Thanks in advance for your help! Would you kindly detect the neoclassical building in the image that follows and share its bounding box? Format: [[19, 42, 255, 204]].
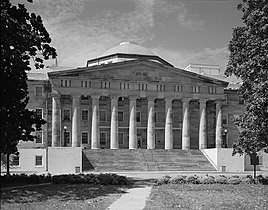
[[25, 42, 245, 151]]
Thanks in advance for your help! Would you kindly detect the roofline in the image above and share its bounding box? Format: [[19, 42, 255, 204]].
[[86, 53, 174, 67]]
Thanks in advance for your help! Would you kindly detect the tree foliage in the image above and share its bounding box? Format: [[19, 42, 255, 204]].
[[225, 0, 268, 155], [0, 0, 57, 156]]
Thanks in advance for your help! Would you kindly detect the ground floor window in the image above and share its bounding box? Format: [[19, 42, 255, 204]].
[[35, 131, 43, 144], [12, 156, 20, 166], [35, 156, 43, 166], [119, 132, 124, 145], [81, 132, 89, 144], [100, 132, 107, 145]]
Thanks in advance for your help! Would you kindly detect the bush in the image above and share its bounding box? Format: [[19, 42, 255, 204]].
[[241, 177, 254, 184], [169, 175, 186, 184], [215, 176, 227, 184], [154, 175, 171, 186], [227, 177, 241, 185], [185, 175, 200, 184], [257, 175, 268, 185], [199, 176, 215, 184]]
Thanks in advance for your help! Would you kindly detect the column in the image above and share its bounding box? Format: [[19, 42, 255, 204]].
[[199, 99, 208, 149], [110, 95, 119, 149], [147, 97, 155, 149], [71, 95, 80, 147], [129, 96, 137, 149], [165, 98, 173, 149], [91, 95, 100, 149], [215, 100, 223, 148], [51, 94, 61, 147], [182, 98, 191, 150]]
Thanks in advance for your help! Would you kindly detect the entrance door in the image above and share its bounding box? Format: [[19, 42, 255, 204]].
[[137, 135, 142, 148]]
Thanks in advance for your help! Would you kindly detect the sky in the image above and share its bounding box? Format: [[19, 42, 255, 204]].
[[14, 0, 244, 73]]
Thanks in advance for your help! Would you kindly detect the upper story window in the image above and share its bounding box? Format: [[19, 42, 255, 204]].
[[12, 155, 20, 166], [61, 80, 71, 87], [100, 110, 107, 122], [136, 111, 141, 122], [118, 111, 124, 122], [120, 83, 130, 90], [101, 81, 110, 89], [36, 108, 43, 119], [239, 95, 245, 105], [208, 86, 217, 94], [81, 110, 89, 121], [192, 86, 200, 93], [138, 83, 147, 91], [63, 109, 71, 122], [156, 84, 165, 92], [223, 94, 228, 105], [174, 85, 184, 92], [61, 95, 72, 104], [35, 131, 43, 144], [35, 86, 43, 97], [81, 81, 91, 88]]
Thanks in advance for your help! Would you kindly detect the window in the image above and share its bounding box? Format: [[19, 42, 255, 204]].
[[36, 108, 43, 119], [100, 110, 107, 122], [239, 95, 245, 105], [174, 85, 183, 92], [81, 110, 89, 121], [118, 111, 124, 122], [222, 133, 228, 148], [36, 131, 43, 144], [101, 81, 110, 89], [120, 83, 129, 90], [157, 84, 165, 91], [35, 86, 43, 97], [208, 87, 217, 94], [192, 86, 200, 93], [69, 80, 71, 87], [154, 113, 157, 122], [62, 80, 71, 87], [222, 114, 228, 125], [138, 83, 147, 91], [35, 156, 43, 166], [63, 109, 71, 122], [223, 94, 228, 105], [12, 156, 19, 166], [81, 81, 89, 88], [65, 131, 71, 144], [119, 132, 124, 145], [136, 111, 141, 122], [100, 132, 106, 145], [81, 132, 88, 144]]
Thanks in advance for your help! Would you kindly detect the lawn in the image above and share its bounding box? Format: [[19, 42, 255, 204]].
[[1, 184, 128, 210], [144, 184, 268, 210]]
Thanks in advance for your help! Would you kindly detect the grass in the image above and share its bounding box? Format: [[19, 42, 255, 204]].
[[1, 184, 128, 210], [144, 184, 268, 210]]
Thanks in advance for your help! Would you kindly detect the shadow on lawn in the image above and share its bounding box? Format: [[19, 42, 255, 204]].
[[1, 184, 128, 204]]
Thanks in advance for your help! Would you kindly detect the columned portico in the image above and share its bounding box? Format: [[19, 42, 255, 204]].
[[147, 97, 155, 149], [110, 95, 119, 149], [165, 98, 173, 149], [215, 100, 223, 148], [72, 95, 80, 147], [182, 98, 191, 150], [91, 95, 100, 149], [129, 96, 138, 149], [199, 99, 208, 149], [51, 94, 61, 147]]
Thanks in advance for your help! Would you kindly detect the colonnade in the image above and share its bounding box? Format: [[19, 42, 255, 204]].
[[51, 94, 223, 150]]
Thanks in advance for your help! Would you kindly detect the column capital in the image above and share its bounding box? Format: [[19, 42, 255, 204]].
[[182, 98, 191, 103], [91, 94, 101, 99], [129, 95, 138, 100], [164, 97, 174, 102], [72, 94, 81, 98], [110, 94, 119, 100], [199, 98, 209, 104], [147, 96, 156, 101], [51, 90, 60, 98]]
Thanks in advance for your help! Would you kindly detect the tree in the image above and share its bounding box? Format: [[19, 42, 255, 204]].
[[0, 0, 57, 174], [225, 0, 268, 155]]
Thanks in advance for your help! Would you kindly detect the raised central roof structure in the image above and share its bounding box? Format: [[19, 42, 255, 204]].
[[86, 41, 173, 67], [102, 41, 156, 57]]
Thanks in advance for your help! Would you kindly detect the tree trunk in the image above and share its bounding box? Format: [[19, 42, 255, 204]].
[[6, 153, 10, 175]]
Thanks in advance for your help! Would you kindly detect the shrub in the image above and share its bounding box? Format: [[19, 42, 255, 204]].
[[169, 175, 186, 184], [154, 175, 171, 186], [215, 176, 227, 184], [185, 175, 200, 184], [241, 177, 254, 184], [199, 176, 215, 184], [227, 177, 241, 185], [257, 175, 268, 185]]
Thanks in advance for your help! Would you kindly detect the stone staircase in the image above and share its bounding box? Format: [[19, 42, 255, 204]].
[[82, 149, 215, 172]]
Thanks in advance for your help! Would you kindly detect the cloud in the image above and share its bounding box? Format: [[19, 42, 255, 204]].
[[152, 46, 229, 73]]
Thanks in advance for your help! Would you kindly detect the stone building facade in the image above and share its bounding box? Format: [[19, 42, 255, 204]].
[[25, 42, 245, 151]]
